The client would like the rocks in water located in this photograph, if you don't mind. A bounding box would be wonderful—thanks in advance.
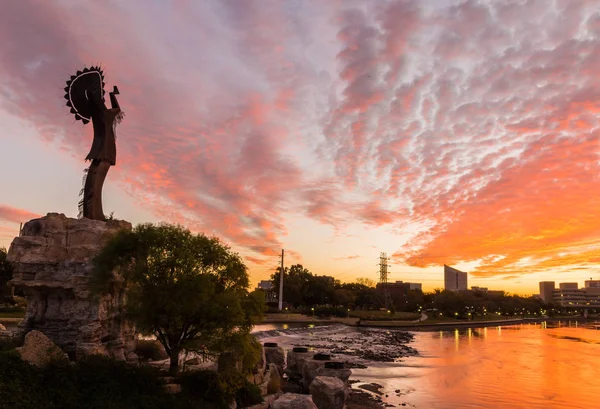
[271,393,318,409]
[309,376,347,409]
[264,343,285,375]
[7,213,136,360]
[294,328,418,363]
[16,330,68,367]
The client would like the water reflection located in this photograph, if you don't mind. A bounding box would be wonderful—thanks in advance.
[352,321,600,408]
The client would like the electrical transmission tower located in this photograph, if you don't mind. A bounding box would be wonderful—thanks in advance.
[378,252,391,308]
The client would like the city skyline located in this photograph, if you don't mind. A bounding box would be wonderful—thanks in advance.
[2,1,600,295]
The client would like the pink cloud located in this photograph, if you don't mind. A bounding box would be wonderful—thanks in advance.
[0,204,39,224]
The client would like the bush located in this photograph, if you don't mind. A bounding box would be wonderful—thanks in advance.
[180,370,230,408]
[300,305,348,318]
[0,335,23,352]
[0,305,25,313]
[0,352,222,409]
[235,381,263,408]
[135,339,169,361]
[179,369,264,409]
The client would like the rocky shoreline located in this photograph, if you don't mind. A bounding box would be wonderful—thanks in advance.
[291,328,418,364]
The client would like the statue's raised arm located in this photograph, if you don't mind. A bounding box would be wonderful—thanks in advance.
[64,67,124,220]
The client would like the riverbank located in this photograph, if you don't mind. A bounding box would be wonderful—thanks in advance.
[359,316,595,330]
[260,313,592,331]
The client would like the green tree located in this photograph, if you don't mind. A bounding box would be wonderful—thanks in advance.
[270,264,312,307]
[0,248,13,303]
[92,223,263,375]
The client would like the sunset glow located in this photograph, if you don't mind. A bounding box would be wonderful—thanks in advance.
[2,0,600,294]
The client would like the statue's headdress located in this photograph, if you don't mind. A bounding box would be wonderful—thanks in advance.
[64,66,105,124]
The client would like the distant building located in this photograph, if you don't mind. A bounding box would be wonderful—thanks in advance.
[471,286,488,292]
[376,281,410,298]
[538,281,600,307]
[409,283,422,291]
[539,281,555,303]
[256,280,277,303]
[585,280,600,288]
[444,265,468,292]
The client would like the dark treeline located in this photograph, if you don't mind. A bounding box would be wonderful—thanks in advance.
[269,264,551,318]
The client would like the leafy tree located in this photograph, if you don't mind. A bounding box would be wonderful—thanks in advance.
[355,277,376,288]
[270,264,312,307]
[92,223,263,375]
[0,248,13,303]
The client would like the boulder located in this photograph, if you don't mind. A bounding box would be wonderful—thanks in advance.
[266,363,282,394]
[263,344,285,375]
[309,376,347,409]
[301,359,326,392]
[271,393,318,409]
[0,323,6,331]
[7,214,136,360]
[185,357,201,366]
[302,359,351,392]
[16,330,68,366]
[164,383,181,394]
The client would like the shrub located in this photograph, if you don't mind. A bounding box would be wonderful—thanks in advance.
[0,352,223,409]
[234,381,263,408]
[0,335,23,352]
[179,370,230,408]
[0,305,24,313]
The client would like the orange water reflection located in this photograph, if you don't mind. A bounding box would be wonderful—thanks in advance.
[352,322,600,408]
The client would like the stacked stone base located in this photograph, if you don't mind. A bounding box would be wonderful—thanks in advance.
[7,213,137,361]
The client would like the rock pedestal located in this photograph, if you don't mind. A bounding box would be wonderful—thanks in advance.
[287,348,311,380]
[302,359,351,392]
[263,343,285,376]
[7,213,137,360]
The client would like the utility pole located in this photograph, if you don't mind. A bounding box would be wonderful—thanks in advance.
[378,252,391,308]
[278,249,284,311]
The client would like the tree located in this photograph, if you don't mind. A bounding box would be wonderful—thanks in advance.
[0,248,13,303]
[355,277,376,288]
[270,264,312,307]
[92,223,263,375]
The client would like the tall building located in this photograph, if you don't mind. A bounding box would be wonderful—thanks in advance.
[444,265,468,292]
[539,281,555,303]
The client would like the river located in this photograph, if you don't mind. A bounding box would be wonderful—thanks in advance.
[255,321,600,408]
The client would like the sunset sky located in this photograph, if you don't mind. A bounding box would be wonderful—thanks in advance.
[2,0,600,295]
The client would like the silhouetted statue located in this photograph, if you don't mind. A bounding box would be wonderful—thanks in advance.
[64,67,124,220]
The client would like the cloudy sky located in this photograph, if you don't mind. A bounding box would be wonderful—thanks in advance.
[2,0,600,294]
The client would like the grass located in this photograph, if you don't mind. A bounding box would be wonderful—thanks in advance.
[0,311,25,319]
[349,310,420,321]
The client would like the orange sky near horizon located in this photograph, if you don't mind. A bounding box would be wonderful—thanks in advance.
[2,0,600,296]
